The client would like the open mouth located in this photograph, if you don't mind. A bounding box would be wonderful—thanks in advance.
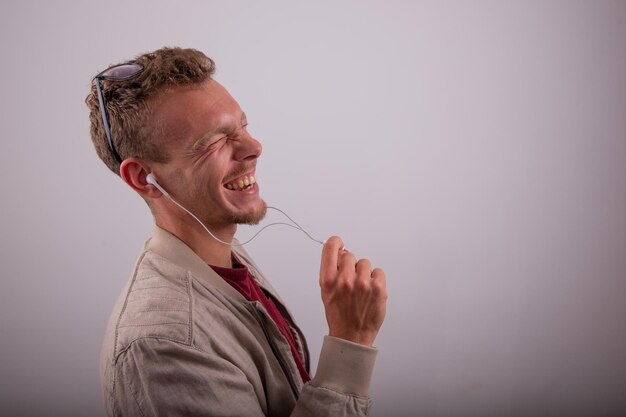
[224,173,256,191]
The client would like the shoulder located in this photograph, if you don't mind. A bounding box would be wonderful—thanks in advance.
[113,250,193,358]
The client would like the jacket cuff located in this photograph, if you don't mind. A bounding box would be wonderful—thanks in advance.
[311,335,378,397]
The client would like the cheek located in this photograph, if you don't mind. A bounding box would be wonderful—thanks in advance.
[200,166,227,197]
[168,166,206,200]
[205,156,230,186]
[165,167,188,194]
[189,151,232,197]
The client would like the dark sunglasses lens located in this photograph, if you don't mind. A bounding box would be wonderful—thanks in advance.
[101,63,143,79]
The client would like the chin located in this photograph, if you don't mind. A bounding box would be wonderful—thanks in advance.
[230,200,267,225]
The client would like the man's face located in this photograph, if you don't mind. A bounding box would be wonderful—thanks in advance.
[152,80,266,228]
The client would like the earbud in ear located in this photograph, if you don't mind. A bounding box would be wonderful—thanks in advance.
[146,173,170,197]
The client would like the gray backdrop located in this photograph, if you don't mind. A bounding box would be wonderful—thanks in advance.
[1,1,625,416]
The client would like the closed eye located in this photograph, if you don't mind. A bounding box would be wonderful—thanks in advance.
[204,136,228,152]
[192,120,248,154]
[188,138,223,162]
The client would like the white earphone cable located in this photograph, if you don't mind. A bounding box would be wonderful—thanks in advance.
[159,184,324,247]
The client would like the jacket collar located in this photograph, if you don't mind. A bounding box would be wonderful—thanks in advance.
[145,226,285,305]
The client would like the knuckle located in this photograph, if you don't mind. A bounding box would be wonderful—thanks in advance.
[341,250,356,261]
[355,278,369,292]
[339,279,354,293]
[358,270,373,285]
[326,235,343,249]
[337,267,353,280]
[356,258,372,271]
[320,278,333,291]
[372,268,386,280]
[372,279,386,296]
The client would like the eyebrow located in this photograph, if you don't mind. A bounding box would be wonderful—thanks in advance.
[191,112,248,151]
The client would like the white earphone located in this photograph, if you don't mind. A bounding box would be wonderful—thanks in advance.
[146,173,169,197]
[145,173,327,248]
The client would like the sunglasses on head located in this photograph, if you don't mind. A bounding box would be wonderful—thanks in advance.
[94,62,144,164]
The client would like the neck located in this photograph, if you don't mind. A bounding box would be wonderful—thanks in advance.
[155,214,236,269]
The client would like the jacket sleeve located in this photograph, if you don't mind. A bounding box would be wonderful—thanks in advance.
[110,336,377,417]
[111,337,266,417]
[292,336,378,417]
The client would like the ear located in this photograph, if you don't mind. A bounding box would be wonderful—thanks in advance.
[119,158,164,199]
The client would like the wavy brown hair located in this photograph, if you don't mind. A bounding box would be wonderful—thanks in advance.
[85,47,216,175]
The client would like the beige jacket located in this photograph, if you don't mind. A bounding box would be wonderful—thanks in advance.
[100,227,377,416]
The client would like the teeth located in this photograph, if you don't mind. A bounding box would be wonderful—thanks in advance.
[225,175,256,190]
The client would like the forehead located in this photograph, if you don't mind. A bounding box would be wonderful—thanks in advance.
[153,80,242,146]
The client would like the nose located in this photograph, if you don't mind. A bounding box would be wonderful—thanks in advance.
[234,132,262,162]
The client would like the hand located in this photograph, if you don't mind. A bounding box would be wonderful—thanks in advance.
[319,236,387,347]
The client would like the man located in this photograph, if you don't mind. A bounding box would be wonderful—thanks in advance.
[86,47,387,417]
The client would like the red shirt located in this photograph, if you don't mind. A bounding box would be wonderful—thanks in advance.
[210,256,311,383]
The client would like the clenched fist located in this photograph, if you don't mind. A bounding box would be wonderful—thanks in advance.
[319,236,387,347]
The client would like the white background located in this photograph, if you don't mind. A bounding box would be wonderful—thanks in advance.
[1,1,625,416]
